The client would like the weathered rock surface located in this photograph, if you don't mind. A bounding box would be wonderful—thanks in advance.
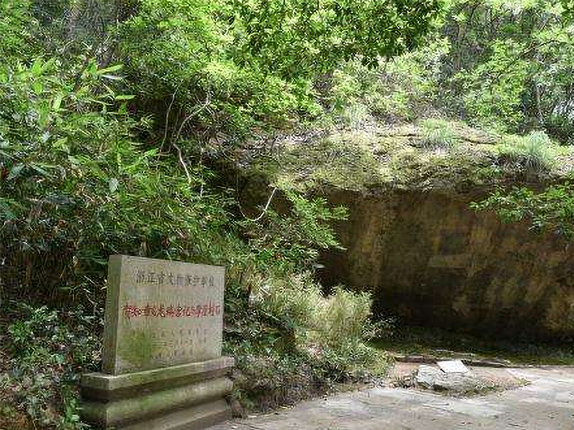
[319,189,574,340]
[414,365,486,395]
[238,126,574,340]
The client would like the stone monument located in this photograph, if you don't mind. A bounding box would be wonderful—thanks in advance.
[81,255,234,429]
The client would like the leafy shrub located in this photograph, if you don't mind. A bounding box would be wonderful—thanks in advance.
[242,189,348,273]
[1,305,101,430]
[316,287,376,346]
[473,183,574,239]
[0,0,36,58]
[237,0,443,80]
[251,275,387,367]
[497,131,556,174]
[251,274,323,329]
[458,40,531,131]
[0,54,243,306]
[318,341,390,380]
[419,119,460,149]
[117,0,322,141]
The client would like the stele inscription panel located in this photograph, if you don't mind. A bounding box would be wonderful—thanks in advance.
[102,255,225,375]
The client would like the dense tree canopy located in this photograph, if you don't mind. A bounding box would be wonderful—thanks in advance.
[4,1,574,428]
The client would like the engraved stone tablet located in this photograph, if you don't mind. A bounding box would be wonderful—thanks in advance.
[103,255,225,375]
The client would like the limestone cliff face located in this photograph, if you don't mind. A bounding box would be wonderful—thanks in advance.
[241,124,574,340]
[319,189,574,340]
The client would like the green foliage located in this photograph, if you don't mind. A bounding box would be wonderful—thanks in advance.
[118,0,321,140]
[419,119,460,149]
[0,52,240,304]
[237,0,444,79]
[251,274,386,364]
[317,287,379,346]
[457,39,532,130]
[0,0,35,58]
[228,274,391,409]
[251,274,323,330]
[243,189,348,272]
[117,0,443,141]
[439,1,574,138]
[329,38,450,122]
[6,305,100,369]
[497,131,556,174]
[1,305,100,430]
[442,3,574,240]
[326,1,574,141]
[473,183,574,238]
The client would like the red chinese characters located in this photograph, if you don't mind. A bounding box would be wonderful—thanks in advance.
[122,303,221,319]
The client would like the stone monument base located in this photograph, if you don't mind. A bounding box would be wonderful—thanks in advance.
[81,357,234,430]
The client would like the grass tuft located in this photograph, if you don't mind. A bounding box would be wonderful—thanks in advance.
[419,119,460,149]
[227,274,392,410]
[498,131,556,174]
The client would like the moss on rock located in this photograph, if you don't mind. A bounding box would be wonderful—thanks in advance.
[243,122,573,195]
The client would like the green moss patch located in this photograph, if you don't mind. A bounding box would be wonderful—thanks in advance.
[244,122,573,194]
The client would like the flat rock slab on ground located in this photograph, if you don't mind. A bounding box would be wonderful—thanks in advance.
[411,364,512,395]
[208,367,574,430]
[415,365,482,394]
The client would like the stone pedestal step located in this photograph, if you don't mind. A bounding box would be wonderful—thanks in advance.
[121,399,231,430]
[81,357,234,429]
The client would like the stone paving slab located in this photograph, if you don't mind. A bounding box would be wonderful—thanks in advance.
[208,367,574,430]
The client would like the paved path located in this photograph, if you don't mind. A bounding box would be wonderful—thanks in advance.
[209,367,574,429]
